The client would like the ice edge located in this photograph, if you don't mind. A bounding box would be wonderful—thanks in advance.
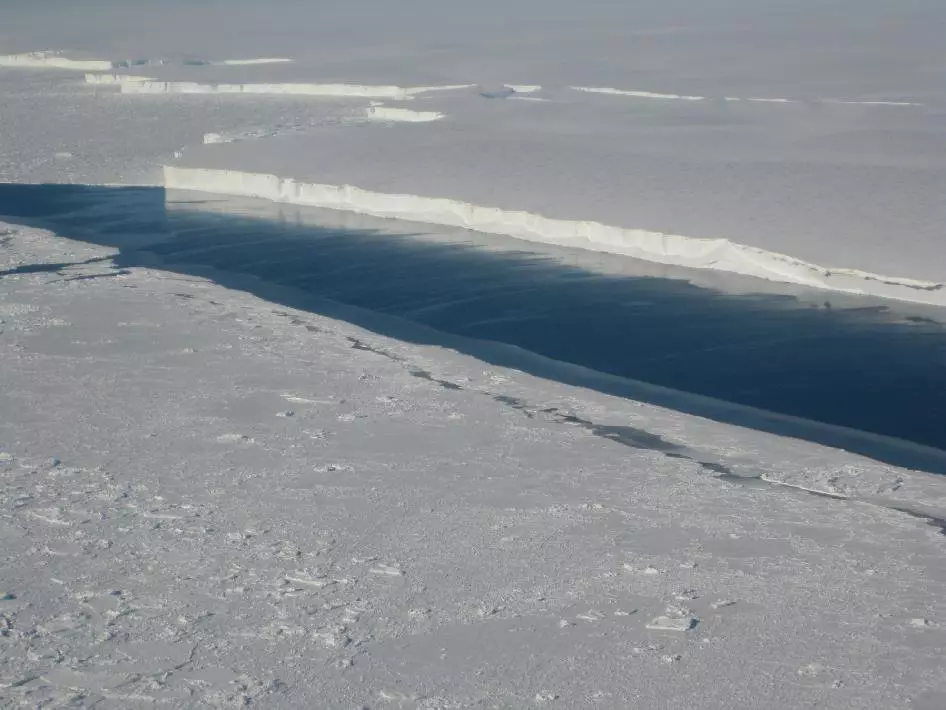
[162,166,946,307]
[123,81,475,100]
[364,105,445,122]
[0,51,114,72]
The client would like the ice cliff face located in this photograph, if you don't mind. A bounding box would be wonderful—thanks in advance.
[163,166,946,307]
[122,81,474,100]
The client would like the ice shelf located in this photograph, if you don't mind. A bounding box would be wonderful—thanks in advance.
[163,166,946,307]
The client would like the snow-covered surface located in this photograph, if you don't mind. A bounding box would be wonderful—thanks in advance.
[364,106,445,123]
[573,87,707,102]
[572,85,926,107]
[201,133,231,146]
[2,220,946,708]
[0,51,114,72]
[121,80,475,100]
[0,71,350,185]
[218,58,294,66]
[505,84,542,94]
[83,73,155,86]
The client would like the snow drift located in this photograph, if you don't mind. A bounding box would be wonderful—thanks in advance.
[163,166,946,306]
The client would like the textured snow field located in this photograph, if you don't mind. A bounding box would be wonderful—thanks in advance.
[3,221,946,708]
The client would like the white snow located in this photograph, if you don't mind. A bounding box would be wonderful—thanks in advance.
[0,69,351,184]
[577,86,924,107]
[201,132,231,145]
[364,105,445,122]
[646,608,699,632]
[122,80,412,99]
[84,73,155,85]
[573,86,706,101]
[0,51,114,71]
[744,97,797,104]
[121,80,475,100]
[2,51,296,75]
[825,99,924,107]
[218,58,294,66]
[162,166,946,306]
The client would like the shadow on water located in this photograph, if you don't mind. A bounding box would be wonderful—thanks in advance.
[2,183,946,474]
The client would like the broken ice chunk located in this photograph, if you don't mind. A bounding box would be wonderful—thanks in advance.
[647,606,698,632]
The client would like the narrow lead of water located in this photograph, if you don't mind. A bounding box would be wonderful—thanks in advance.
[160,194,946,455]
[1,184,945,471]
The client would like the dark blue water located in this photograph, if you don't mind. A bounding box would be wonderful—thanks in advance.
[2,184,945,472]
